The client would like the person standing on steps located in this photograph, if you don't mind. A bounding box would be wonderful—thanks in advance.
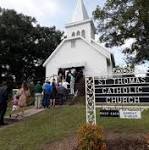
[66,71,71,84]
[57,82,67,105]
[0,81,9,126]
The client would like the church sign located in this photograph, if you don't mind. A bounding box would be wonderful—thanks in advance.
[95,76,149,104]
[85,68,149,124]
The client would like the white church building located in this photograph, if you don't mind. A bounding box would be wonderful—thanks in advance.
[43,0,115,79]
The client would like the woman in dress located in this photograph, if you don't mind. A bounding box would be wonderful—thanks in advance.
[17,82,30,117]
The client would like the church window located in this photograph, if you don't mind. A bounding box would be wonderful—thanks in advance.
[106,58,111,66]
[77,31,80,36]
[72,32,75,37]
[82,30,85,38]
[71,39,76,48]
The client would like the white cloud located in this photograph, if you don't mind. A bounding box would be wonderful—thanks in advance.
[135,62,149,77]
[109,38,136,66]
[0,0,104,28]
[0,0,60,25]
[111,48,126,66]
[120,38,136,49]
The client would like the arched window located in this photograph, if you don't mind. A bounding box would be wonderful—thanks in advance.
[77,31,80,36]
[72,32,75,37]
[82,30,85,38]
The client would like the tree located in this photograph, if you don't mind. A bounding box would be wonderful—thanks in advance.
[0,8,63,83]
[93,0,149,64]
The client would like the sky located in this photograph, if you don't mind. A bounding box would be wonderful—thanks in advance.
[0,0,104,29]
[0,0,148,71]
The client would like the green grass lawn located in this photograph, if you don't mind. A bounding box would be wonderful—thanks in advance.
[96,109,149,133]
[0,106,149,150]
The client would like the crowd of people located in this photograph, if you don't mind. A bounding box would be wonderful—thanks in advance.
[9,79,69,118]
[0,68,84,126]
[57,68,84,95]
[41,79,68,108]
[0,78,69,125]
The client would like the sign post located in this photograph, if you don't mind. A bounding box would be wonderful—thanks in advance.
[85,77,96,124]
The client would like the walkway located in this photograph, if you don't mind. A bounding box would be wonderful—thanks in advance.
[14,107,45,119]
[0,107,45,128]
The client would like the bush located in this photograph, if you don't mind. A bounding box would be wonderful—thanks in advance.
[76,124,106,150]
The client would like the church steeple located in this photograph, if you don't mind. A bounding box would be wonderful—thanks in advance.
[71,0,89,23]
[65,0,96,41]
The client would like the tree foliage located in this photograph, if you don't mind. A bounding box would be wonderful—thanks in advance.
[147,68,149,76]
[0,8,63,83]
[93,0,149,63]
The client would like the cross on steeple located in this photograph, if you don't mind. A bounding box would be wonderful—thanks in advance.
[71,0,89,23]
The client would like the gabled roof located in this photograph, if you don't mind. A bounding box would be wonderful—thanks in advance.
[91,39,115,66]
[71,0,89,23]
[91,39,111,58]
[43,36,112,67]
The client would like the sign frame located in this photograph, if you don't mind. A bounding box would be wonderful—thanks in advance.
[85,72,149,124]
[85,77,96,124]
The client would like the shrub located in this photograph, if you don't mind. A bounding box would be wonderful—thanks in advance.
[76,124,106,150]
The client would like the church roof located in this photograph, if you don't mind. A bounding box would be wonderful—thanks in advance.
[71,0,89,23]
[43,37,113,67]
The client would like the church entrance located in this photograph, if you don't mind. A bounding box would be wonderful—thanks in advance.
[57,66,85,96]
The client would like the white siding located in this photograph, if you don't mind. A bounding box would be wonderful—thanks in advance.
[45,38,109,78]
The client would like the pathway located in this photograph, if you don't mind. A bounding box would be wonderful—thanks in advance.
[0,107,45,128]
[13,107,45,119]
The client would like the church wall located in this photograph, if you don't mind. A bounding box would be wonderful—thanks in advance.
[45,38,108,78]
[90,24,95,40]
[107,62,113,77]
[91,40,111,59]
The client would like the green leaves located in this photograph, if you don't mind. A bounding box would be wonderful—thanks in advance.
[0,8,63,82]
[93,0,149,64]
